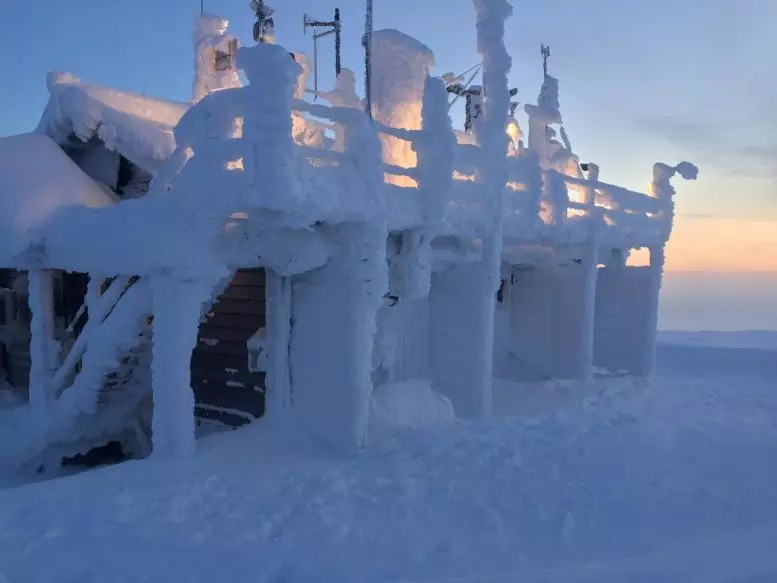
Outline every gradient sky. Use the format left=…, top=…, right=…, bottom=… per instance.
left=1, top=0, right=775, bottom=272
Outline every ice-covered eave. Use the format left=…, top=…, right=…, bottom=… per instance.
left=37, top=73, right=189, bottom=176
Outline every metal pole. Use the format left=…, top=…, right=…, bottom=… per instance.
left=313, top=35, right=319, bottom=100
left=363, top=0, right=373, bottom=120
left=334, top=8, right=342, bottom=77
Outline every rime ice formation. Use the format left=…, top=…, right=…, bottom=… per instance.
left=371, top=30, right=436, bottom=186
left=0, top=0, right=698, bottom=468
left=192, top=14, right=241, bottom=103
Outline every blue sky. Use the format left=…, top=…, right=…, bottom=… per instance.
left=1, top=0, right=775, bottom=268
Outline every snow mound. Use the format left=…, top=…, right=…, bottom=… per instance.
left=0, top=133, right=117, bottom=265
left=370, top=379, right=455, bottom=432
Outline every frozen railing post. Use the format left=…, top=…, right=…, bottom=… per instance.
left=637, top=161, right=699, bottom=377
left=150, top=277, right=215, bottom=457
left=398, top=75, right=456, bottom=297
left=235, top=42, right=302, bottom=421
left=582, top=163, right=600, bottom=216
left=283, top=103, right=388, bottom=451
left=238, top=43, right=304, bottom=211
left=431, top=0, right=512, bottom=419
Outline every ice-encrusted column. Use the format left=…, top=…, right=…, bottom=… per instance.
left=431, top=0, right=513, bottom=419
left=150, top=277, right=215, bottom=457
left=287, top=107, right=388, bottom=450
left=396, top=75, right=456, bottom=298
left=192, top=14, right=241, bottom=103
left=264, top=270, right=293, bottom=418
left=638, top=161, right=698, bottom=377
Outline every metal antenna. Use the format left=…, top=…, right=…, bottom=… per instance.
left=363, top=0, right=374, bottom=120
left=541, top=44, right=551, bottom=78
left=446, top=83, right=481, bottom=133
left=304, top=8, right=342, bottom=101
left=200, top=0, right=204, bottom=14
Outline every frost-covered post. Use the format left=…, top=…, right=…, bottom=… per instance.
left=150, top=277, right=215, bottom=457
left=473, top=0, right=513, bottom=416
left=579, top=210, right=604, bottom=382
left=431, top=0, right=512, bottom=419
left=638, top=161, right=698, bottom=376
left=264, top=271, right=293, bottom=418
left=398, top=76, right=456, bottom=297
left=27, top=270, right=57, bottom=416
left=234, top=43, right=302, bottom=424
left=319, top=68, right=362, bottom=152
left=192, top=14, right=241, bottom=103
left=288, top=108, right=388, bottom=450
left=238, top=43, right=304, bottom=211
left=582, top=163, right=600, bottom=217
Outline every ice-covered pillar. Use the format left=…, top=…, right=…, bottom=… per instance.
left=192, top=14, right=241, bottom=103
left=371, top=30, right=436, bottom=183
left=288, top=110, right=388, bottom=450
left=27, top=270, right=57, bottom=416
left=150, top=277, right=214, bottom=457
left=397, top=76, right=456, bottom=298
left=431, top=0, right=513, bottom=419
left=472, top=0, right=512, bottom=416
left=638, top=161, right=699, bottom=376
left=579, top=211, right=603, bottom=382
left=264, top=270, right=293, bottom=419
left=238, top=43, right=304, bottom=210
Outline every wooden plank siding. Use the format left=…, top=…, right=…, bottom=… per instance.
left=191, top=268, right=267, bottom=426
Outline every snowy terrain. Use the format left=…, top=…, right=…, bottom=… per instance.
left=0, top=333, right=775, bottom=582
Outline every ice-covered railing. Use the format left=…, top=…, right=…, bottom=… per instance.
left=287, top=74, right=461, bottom=237
left=531, top=161, right=698, bottom=247
left=166, top=35, right=694, bottom=253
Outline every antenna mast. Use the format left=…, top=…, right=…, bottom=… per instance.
left=304, top=9, right=342, bottom=100
left=251, top=0, right=275, bottom=44
left=363, top=0, right=374, bottom=120
left=541, top=44, right=551, bottom=78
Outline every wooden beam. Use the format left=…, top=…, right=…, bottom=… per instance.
left=50, top=276, right=133, bottom=396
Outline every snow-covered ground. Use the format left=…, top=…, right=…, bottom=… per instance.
left=0, top=332, right=775, bottom=582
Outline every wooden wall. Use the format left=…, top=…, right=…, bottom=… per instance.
left=191, top=268, right=267, bottom=427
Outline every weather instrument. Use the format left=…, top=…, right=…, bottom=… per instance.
left=251, top=0, right=275, bottom=44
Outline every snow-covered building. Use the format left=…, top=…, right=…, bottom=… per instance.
left=0, top=2, right=696, bottom=473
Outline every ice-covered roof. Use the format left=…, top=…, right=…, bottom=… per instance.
left=38, top=72, right=188, bottom=175
left=0, top=133, right=117, bottom=266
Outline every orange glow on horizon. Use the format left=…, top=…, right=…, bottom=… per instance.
left=665, top=216, right=777, bottom=272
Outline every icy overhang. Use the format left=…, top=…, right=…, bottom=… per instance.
left=37, top=72, right=188, bottom=176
